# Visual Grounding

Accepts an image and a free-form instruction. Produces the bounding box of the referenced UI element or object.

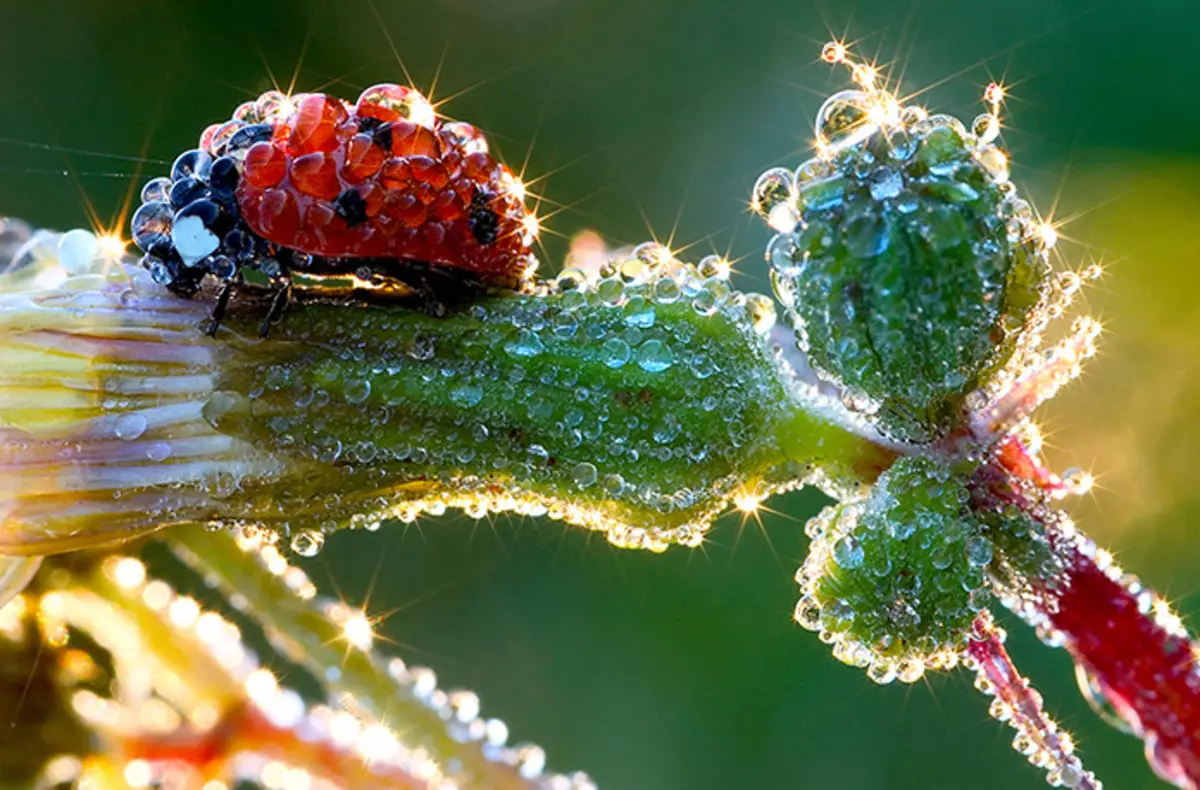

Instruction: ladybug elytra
[131,84,539,333]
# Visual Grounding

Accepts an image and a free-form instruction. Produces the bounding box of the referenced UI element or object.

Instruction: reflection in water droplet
[572,462,598,488]
[507,329,546,358]
[868,167,904,200]
[751,167,794,221]
[290,530,325,558]
[451,383,484,407]
[113,413,148,442]
[602,337,631,368]
[636,339,674,372]
[815,90,872,148]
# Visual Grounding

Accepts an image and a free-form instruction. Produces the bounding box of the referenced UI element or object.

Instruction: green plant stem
[206,286,896,549]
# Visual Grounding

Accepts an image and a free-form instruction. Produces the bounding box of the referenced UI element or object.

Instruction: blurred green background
[2,1,1199,787]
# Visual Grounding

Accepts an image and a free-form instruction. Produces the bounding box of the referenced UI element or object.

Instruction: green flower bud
[217,252,875,552]
[794,456,993,683]
[759,84,1053,442]
[0,234,895,561]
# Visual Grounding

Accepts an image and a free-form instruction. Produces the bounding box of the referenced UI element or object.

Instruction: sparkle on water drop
[290,530,325,557]
[815,90,873,148]
[751,167,795,221]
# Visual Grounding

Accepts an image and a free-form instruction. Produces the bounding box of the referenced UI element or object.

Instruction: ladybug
[130,84,539,333]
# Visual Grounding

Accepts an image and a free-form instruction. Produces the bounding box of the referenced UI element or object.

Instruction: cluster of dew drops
[747,42,1039,352]
[274,241,782,559]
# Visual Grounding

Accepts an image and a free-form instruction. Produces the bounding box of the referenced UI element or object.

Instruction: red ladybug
[130,84,538,333]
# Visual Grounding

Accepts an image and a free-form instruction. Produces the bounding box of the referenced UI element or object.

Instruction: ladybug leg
[387,261,484,317]
[206,280,237,336]
[411,276,449,318]
[259,281,293,337]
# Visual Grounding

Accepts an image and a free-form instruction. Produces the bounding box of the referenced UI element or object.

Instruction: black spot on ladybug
[469,190,499,245]
[334,189,370,227]
[357,116,393,150]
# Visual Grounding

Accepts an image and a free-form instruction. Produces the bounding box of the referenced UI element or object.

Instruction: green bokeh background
[2,1,1199,787]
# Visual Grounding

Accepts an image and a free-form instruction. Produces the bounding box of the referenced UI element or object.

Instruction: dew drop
[517,745,547,780]
[653,276,681,304]
[632,241,672,270]
[866,660,897,685]
[451,383,484,407]
[691,291,717,317]
[507,329,546,358]
[601,337,631,368]
[745,293,777,334]
[965,535,994,567]
[653,416,681,444]
[202,391,243,429]
[971,113,1000,145]
[572,462,598,488]
[596,277,626,307]
[131,201,173,254]
[344,379,372,404]
[867,167,904,200]
[833,535,864,569]
[751,167,794,221]
[815,90,872,147]
[697,255,731,280]
[145,442,173,463]
[113,412,148,442]
[603,473,625,496]
[766,233,800,276]
[290,530,325,557]
[623,296,656,328]
[636,339,674,373]
[794,598,823,630]
[555,267,588,292]
[58,229,99,273]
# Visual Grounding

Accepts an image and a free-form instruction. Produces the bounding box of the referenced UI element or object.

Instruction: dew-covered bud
[794,456,992,682]
[0,225,892,571]
[762,80,1052,442]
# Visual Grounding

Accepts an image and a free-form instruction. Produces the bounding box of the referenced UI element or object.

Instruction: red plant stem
[121,702,424,790]
[1043,536,1200,789]
[966,612,1101,790]
[989,437,1200,789]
